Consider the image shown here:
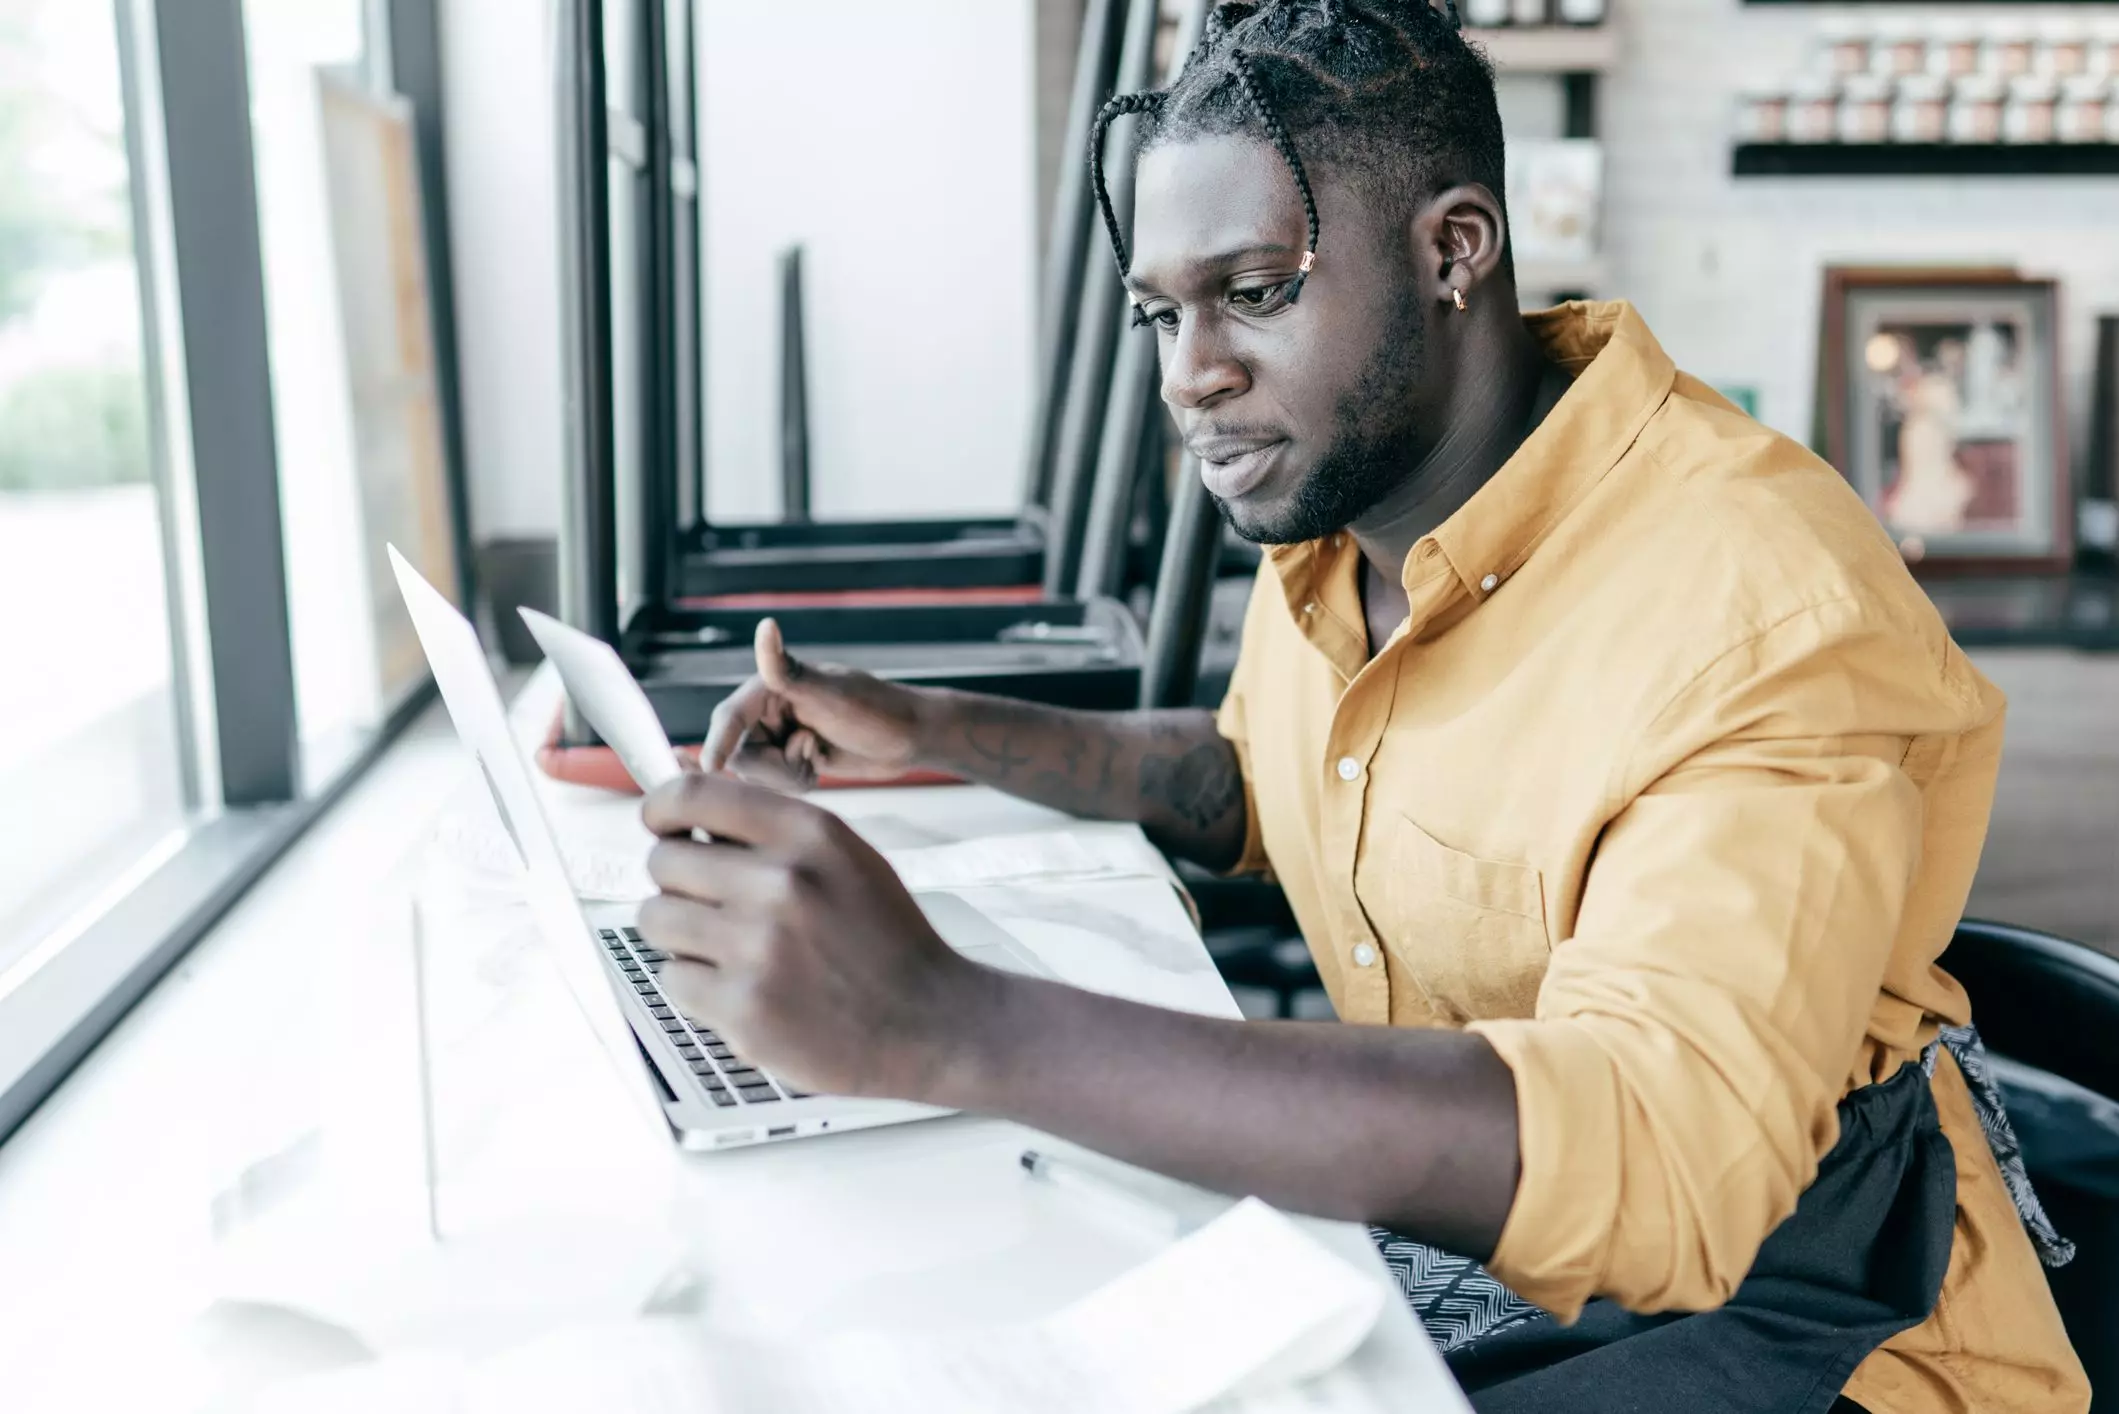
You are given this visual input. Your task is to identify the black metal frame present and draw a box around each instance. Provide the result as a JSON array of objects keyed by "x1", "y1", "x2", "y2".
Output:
[
  {"x1": 1025, "y1": 0, "x2": 1127, "y2": 513},
  {"x1": 637, "y1": 0, "x2": 684, "y2": 612},
  {"x1": 778, "y1": 245, "x2": 812, "y2": 522},
  {"x1": 1042, "y1": 0, "x2": 1163, "y2": 599},
  {"x1": 666, "y1": 0, "x2": 704, "y2": 543},
  {"x1": 556, "y1": 0, "x2": 621, "y2": 648},
  {"x1": 655, "y1": 0, "x2": 1159, "y2": 605},
  {"x1": 0, "y1": 0, "x2": 469, "y2": 1145},
  {"x1": 1734, "y1": 144, "x2": 2119, "y2": 179}
]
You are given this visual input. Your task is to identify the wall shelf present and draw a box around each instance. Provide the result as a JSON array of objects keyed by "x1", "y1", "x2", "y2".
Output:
[
  {"x1": 1470, "y1": 26, "x2": 1616, "y2": 74},
  {"x1": 1733, "y1": 143, "x2": 2119, "y2": 178},
  {"x1": 1744, "y1": 1, "x2": 2109, "y2": 5}
]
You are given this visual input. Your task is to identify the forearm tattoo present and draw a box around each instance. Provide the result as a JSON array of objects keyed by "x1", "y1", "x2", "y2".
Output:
[
  {"x1": 1138, "y1": 740, "x2": 1245, "y2": 834},
  {"x1": 924, "y1": 698, "x2": 1246, "y2": 868}
]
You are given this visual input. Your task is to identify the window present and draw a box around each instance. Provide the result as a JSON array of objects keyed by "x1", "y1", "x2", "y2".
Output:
[
  {"x1": 0, "y1": 0, "x2": 189, "y2": 971},
  {"x1": 243, "y1": 0, "x2": 423, "y2": 782},
  {"x1": 0, "y1": 0, "x2": 465, "y2": 1145}
]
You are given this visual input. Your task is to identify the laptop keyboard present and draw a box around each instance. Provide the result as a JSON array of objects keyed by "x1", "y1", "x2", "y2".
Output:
[{"x1": 597, "y1": 927, "x2": 812, "y2": 1108}]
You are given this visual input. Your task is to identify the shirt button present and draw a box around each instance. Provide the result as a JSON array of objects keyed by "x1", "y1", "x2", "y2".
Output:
[
  {"x1": 1352, "y1": 943, "x2": 1378, "y2": 967},
  {"x1": 1336, "y1": 756, "x2": 1362, "y2": 782},
  {"x1": 1480, "y1": 573, "x2": 1499, "y2": 593}
]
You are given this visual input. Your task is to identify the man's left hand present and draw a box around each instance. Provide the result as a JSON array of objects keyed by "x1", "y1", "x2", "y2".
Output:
[{"x1": 637, "y1": 772, "x2": 994, "y2": 1101}]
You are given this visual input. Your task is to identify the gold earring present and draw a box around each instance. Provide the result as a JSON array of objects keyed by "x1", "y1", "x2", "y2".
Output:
[{"x1": 1452, "y1": 287, "x2": 1468, "y2": 313}]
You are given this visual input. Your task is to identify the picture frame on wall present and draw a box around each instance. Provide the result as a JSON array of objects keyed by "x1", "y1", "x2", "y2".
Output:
[
  {"x1": 1818, "y1": 267, "x2": 2071, "y2": 574},
  {"x1": 2086, "y1": 316, "x2": 2119, "y2": 554}
]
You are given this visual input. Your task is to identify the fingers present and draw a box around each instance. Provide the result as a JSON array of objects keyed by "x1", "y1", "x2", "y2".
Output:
[
  {"x1": 725, "y1": 729, "x2": 817, "y2": 793},
  {"x1": 703, "y1": 677, "x2": 773, "y2": 774},
  {"x1": 637, "y1": 892, "x2": 725, "y2": 970},
  {"x1": 641, "y1": 769, "x2": 840, "y2": 852},
  {"x1": 754, "y1": 618, "x2": 805, "y2": 696},
  {"x1": 656, "y1": 955, "x2": 722, "y2": 1026},
  {"x1": 647, "y1": 834, "x2": 796, "y2": 908}
]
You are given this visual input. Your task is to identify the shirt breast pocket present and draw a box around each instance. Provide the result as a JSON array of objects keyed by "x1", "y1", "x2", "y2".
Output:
[{"x1": 1369, "y1": 814, "x2": 1552, "y2": 1024}]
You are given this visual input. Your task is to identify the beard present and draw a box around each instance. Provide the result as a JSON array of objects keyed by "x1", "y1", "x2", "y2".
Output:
[{"x1": 1215, "y1": 284, "x2": 1428, "y2": 546}]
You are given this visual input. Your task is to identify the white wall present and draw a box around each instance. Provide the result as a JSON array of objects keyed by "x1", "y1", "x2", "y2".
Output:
[
  {"x1": 1599, "y1": 0, "x2": 2119, "y2": 481},
  {"x1": 698, "y1": 0, "x2": 1038, "y2": 523},
  {"x1": 438, "y1": 0, "x2": 566, "y2": 541}
]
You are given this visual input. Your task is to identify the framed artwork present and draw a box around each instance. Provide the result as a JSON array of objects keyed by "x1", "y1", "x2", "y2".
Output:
[
  {"x1": 1504, "y1": 139, "x2": 1602, "y2": 266},
  {"x1": 1819, "y1": 267, "x2": 2070, "y2": 574},
  {"x1": 2085, "y1": 316, "x2": 2119, "y2": 555},
  {"x1": 319, "y1": 73, "x2": 463, "y2": 709}
]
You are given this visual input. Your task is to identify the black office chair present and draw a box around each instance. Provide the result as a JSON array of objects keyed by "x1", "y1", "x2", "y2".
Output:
[{"x1": 1940, "y1": 920, "x2": 2119, "y2": 1399}]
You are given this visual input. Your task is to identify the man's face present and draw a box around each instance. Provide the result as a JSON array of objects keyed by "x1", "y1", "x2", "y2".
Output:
[{"x1": 1128, "y1": 132, "x2": 1433, "y2": 544}]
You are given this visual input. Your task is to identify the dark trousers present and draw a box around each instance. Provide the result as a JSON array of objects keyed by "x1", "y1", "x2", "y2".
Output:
[{"x1": 1448, "y1": 1062, "x2": 1956, "y2": 1414}]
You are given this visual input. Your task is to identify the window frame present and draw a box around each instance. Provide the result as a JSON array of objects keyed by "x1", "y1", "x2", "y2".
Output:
[{"x1": 0, "y1": 0, "x2": 464, "y2": 1145}]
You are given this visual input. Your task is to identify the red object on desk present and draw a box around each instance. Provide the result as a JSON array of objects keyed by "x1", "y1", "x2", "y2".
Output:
[{"x1": 532, "y1": 707, "x2": 959, "y2": 795}]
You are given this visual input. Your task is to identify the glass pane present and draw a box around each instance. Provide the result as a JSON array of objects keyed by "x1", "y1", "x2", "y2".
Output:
[
  {"x1": 0, "y1": 0, "x2": 187, "y2": 963},
  {"x1": 606, "y1": 0, "x2": 638, "y2": 115},
  {"x1": 246, "y1": 0, "x2": 458, "y2": 782},
  {"x1": 664, "y1": 0, "x2": 691, "y2": 155}
]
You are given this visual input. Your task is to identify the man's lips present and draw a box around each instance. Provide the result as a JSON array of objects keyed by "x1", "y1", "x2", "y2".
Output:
[{"x1": 1190, "y1": 436, "x2": 1288, "y2": 500}]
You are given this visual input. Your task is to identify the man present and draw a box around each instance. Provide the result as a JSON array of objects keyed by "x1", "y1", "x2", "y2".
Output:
[{"x1": 636, "y1": 3, "x2": 2087, "y2": 1410}]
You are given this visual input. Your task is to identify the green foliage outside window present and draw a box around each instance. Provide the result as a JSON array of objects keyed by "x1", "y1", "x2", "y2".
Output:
[{"x1": 0, "y1": 365, "x2": 149, "y2": 492}]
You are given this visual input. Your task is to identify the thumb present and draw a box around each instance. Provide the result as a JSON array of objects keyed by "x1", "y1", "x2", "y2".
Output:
[{"x1": 754, "y1": 617, "x2": 806, "y2": 697}]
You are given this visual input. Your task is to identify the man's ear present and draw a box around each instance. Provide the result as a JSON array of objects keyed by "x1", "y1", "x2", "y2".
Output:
[{"x1": 1413, "y1": 184, "x2": 1507, "y2": 307}]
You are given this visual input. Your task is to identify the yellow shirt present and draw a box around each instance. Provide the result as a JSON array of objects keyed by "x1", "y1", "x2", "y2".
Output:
[{"x1": 1216, "y1": 302, "x2": 2088, "y2": 1414}]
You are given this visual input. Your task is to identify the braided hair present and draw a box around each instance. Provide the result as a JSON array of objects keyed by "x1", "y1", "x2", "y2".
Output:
[{"x1": 1090, "y1": 0, "x2": 1504, "y2": 305}]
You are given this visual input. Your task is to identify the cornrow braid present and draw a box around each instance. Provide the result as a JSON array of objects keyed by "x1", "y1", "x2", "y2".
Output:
[
  {"x1": 1088, "y1": 89, "x2": 1167, "y2": 279},
  {"x1": 1226, "y1": 46, "x2": 1319, "y2": 303},
  {"x1": 1095, "y1": 0, "x2": 1506, "y2": 304}
]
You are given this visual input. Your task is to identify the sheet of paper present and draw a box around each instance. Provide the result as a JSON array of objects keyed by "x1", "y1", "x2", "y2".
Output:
[
  {"x1": 884, "y1": 822, "x2": 1180, "y2": 894},
  {"x1": 246, "y1": 1198, "x2": 1396, "y2": 1414},
  {"x1": 434, "y1": 803, "x2": 1184, "y2": 908},
  {"x1": 519, "y1": 608, "x2": 687, "y2": 794}
]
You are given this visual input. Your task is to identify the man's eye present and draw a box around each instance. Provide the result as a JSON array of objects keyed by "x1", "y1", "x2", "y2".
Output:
[
  {"x1": 1129, "y1": 304, "x2": 1180, "y2": 333},
  {"x1": 1230, "y1": 282, "x2": 1291, "y2": 313}
]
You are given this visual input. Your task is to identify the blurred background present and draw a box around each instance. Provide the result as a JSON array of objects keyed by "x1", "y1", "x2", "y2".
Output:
[{"x1": 6, "y1": 0, "x2": 2119, "y2": 995}]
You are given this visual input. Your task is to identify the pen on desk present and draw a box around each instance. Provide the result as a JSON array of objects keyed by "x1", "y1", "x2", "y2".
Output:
[{"x1": 1020, "y1": 1149, "x2": 1197, "y2": 1242}]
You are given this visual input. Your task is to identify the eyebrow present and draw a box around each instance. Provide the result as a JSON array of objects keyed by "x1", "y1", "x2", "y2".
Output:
[{"x1": 1123, "y1": 241, "x2": 1301, "y2": 296}]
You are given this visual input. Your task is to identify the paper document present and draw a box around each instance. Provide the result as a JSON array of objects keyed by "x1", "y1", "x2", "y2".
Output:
[
  {"x1": 435, "y1": 807, "x2": 1183, "y2": 908},
  {"x1": 518, "y1": 608, "x2": 687, "y2": 793},
  {"x1": 885, "y1": 822, "x2": 1180, "y2": 894},
  {"x1": 250, "y1": 1198, "x2": 1393, "y2": 1414}
]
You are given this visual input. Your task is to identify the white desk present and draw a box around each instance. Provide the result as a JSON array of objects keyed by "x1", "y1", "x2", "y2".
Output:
[{"x1": 0, "y1": 699, "x2": 1461, "y2": 1411}]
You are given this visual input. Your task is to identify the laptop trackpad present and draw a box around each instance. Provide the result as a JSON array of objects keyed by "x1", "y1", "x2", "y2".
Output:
[{"x1": 914, "y1": 891, "x2": 1053, "y2": 980}]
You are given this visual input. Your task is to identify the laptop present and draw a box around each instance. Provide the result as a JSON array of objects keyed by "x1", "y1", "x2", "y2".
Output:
[{"x1": 387, "y1": 546, "x2": 1054, "y2": 1152}]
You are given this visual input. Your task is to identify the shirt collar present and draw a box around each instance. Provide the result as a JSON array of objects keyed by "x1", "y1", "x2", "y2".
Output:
[{"x1": 1263, "y1": 300, "x2": 1677, "y2": 607}]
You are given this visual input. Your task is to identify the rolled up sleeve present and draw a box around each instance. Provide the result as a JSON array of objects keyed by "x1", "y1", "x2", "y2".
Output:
[
  {"x1": 1214, "y1": 566, "x2": 1279, "y2": 879},
  {"x1": 1467, "y1": 604, "x2": 1967, "y2": 1320}
]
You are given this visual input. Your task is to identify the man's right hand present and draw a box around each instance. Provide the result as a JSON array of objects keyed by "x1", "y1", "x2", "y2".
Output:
[
  {"x1": 702, "y1": 619, "x2": 929, "y2": 791},
  {"x1": 700, "y1": 620, "x2": 1244, "y2": 869}
]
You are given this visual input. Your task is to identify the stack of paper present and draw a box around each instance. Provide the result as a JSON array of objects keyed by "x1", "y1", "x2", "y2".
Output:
[{"x1": 247, "y1": 1199, "x2": 1391, "y2": 1414}]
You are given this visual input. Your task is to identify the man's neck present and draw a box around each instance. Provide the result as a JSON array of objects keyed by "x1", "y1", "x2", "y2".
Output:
[{"x1": 1350, "y1": 313, "x2": 1567, "y2": 588}]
